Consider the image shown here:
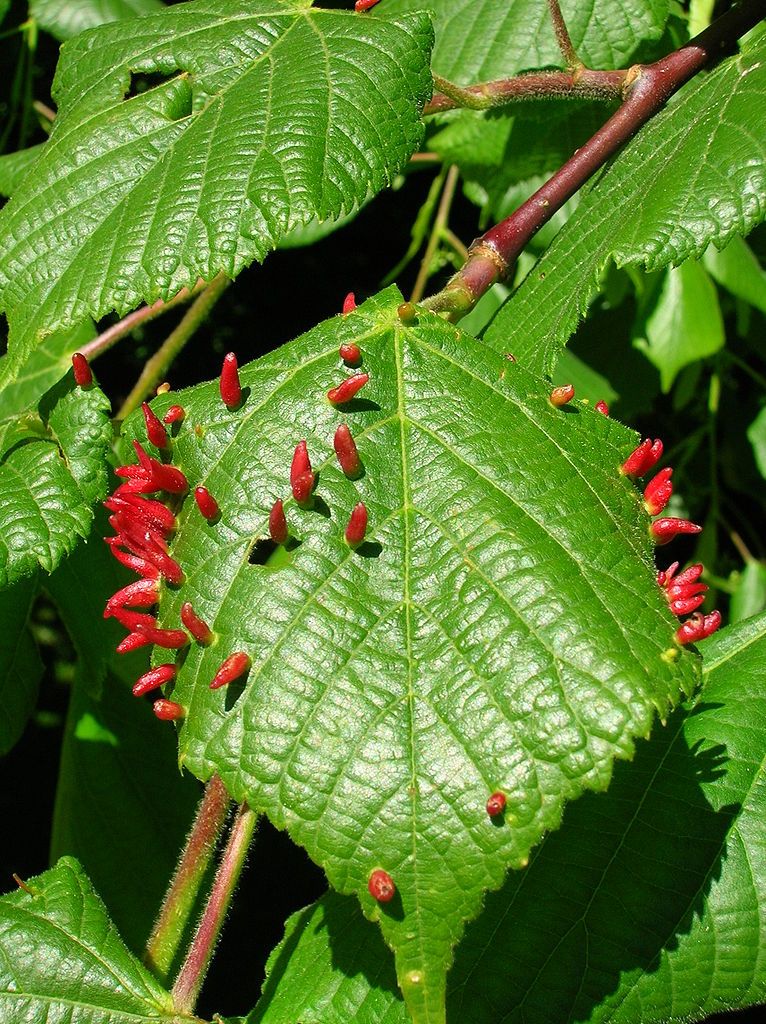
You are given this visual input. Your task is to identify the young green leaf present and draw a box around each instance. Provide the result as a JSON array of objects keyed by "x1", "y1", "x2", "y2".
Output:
[
  {"x1": 485, "y1": 35, "x2": 766, "y2": 376},
  {"x1": 30, "y1": 0, "x2": 165, "y2": 42},
  {"x1": 0, "y1": 574, "x2": 43, "y2": 755},
  {"x1": 124, "y1": 288, "x2": 697, "y2": 1023},
  {"x1": 0, "y1": 857, "x2": 177, "y2": 1023},
  {"x1": 248, "y1": 612, "x2": 766, "y2": 1024},
  {"x1": 0, "y1": 0, "x2": 433, "y2": 385}
]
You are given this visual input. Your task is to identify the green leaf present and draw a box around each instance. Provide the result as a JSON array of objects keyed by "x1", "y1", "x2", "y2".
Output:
[
  {"x1": 122, "y1": 288, "x2": 697, "y2": 1023},
  {"x1": 0, "y1": 320, "x2": 95, "y2": 419},
  {"x1": 730, "y1": 561, "x2": 766, "y2": 624},
  {"x1": 0, "y1": 371, "x2": 112, "y2": 588},
  {"x1": 249, "y1": 612, "x2": 766, "y2": 1024},
  {"x1": 704, "y1": 234, "x2": 766, "y2": 315},
  {"x1": 484, "y1": 36, "x2": 766, "y2": 376},
  {"x1": 633, "y1": 262, "x2": 724, "y2": 391},
  {"x1": 0, "y1": 574, "x2": 43, "y2": 755},
  {"x1": 0, "y1": 143, "x2": 45, "y2": 197},
  {"x1": 0, "y1": 857, "x2": 177, "y2": 1023},
  {"x1": 384, "y1": 0, "x2": 670, "y2": 78},
  {"x1": 30, "y1": 0, "x2": 165, "y2": 41},
  {"x1": 747, "y1": 405, "x2": 766, "y2": 479},
  {"x1": 0, "y1": 0, "x2": 433, "y2": 385}
]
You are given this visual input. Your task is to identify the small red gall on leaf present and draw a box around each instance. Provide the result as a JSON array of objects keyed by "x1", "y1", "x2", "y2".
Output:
[
  {"x1": 141, "y1": 403, "x2": 169, "y2": 449},
  {"x1": 328, "y1": 373, "x2": 369, "y2": 405},
  {"x1": 135, "y1": 623, "x2": 189, "y2": 649},
  {"x1": 269, "y1": 499, "x2": 289, "y2": 545},
  {"x1": 345, "y1": 502, "x2": 368, "y2": 546},
  {"x1": 111, "y1": 608, "x2": 157, "y2": 632},
  {"x1": 368, "y1": 868, "x2": 395, "y2": 902},
  {"x1": 116, "y1": 632, "x2": 152, "y2": 654},
  {"x1": 71, "y1": 352, "x2": 92, "y2": 387},
  {"x1": 486, "y1": 791, "x2": 506, "y2": 817},
  {"x1": 194, "y1": 485, "x2": 220, "y2": 522},
  {"x1": 210, "y1": 652, "x2": 251, "y2": 690},
  {"x1": 292, "y1": 470, "x2": 315, "y2": 506},
  {"x1": 291, "y1": 440, "x2": 312, "y2": 488},
  {"x1": 595, "y1": 400, "x2": 610, "y2": 416},
  {"x1": 104, "y1": 578, "x2": 158, "y2": 617},
  {"x1": 334, "y1": 423, "x2": 362, "y2": 478},
  {"x1": 397, "y1": 301, "x2": 417, "y2": 324},
  {"x1": 643, "y1": 467, "x2": 673, "y2": 516},
  {"x1": 676, "y1": 610, "x2": 721, "y2": 645},
  {"x1": 153, "y1": 699, "x2": 185, "y2": 721},
  {"x1": 650, "y1": 517, "x2": 702, "y2": 545},
  {"x1": 669, "y1": 594, "x2": 706, "y2": 616},
  {"x1": 164, "y1": 404, "x2": 186, "y2": 425},
  {"x1": 550, "y1": 384, "x2": 575, "y2": 407},
  {"x1": 342, "y1": 292, "x2": 357, "y2": 314},
  {"x1": 132, "y1": 663, "x2": 177, "y2": 697},
  {"x1": 106, "y1": 542, "x2": 161, "y2": 579},
  {"x1": 220, "y1": 352, "x2": 242, "y2": 409},
  {"x1": 339, "y1": 342, "x2": 362, "y2": 367},
  {"x1": 181, "y1": 602, "x2": 213, "y2": 644},
  {"x1": 621, "y1": 438, "x2": 663, "y2": 477}
]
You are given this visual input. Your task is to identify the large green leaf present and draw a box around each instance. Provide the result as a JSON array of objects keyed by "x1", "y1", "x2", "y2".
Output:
[
  {"x1": 30, "y1": 0, "x2": 165, "y2": 41},
  {"x1": 0, "y1": 143, "x2": 46, "y2": 197},
  {"x1": 0, "y1": 0, "x2": 433, "y2": 385},
  {"x1": 0, "y1": 320, "x2": 96, "y2": 419},
  {"x1": 247, "y1": 612, "x2": 766, "y2": 1024},
  {"x1": 120, "y1": 288, "x2": 697, "y2": 1023},
  {"x1": 383, "y1": 0, "x2": 670, "y2": 78},
  {"x1": 0, "y1": 574, "x2": 43, "y2": 755},
  {"x1": 484, "y1": 35, "x2": 766, "y2": 376},
  {"x1": 0, "y1": 370, "x2": 112, "y2": 588},
  {"x1": 0, "y1": 857, "x2": 178, "y2": 1023}
]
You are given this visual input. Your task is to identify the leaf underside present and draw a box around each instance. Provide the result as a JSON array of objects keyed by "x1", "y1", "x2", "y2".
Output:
[
  {"x1": 0, "y1": 0, "x2": 433, "y2": 385},
  {"x1": 121, "y1": 289, "x2": 698, "y2": 1023}
]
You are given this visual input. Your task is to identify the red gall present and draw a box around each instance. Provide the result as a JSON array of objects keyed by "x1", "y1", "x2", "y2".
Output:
[
  {"x1": 595, "y1": 400, "x2": 610, "y2": 416},
  {"x1": 269, "y1": 499, "x2": 289, "y2": 545},
  {"x1": 181, "y1": 602, "x2": 213, "y2": 644},
  {"x1": 333, "y1": 423, "x2": 362, "y2": 478},
  {"x1": 486, "y1": 791, "x2": 506, "y2": 817},
  {"x1": 342, "y1": 292, "x2": 357, "y2": 314},
  {"x1": 669, "y1": 594, "x2": 706, "y2": 616},
  {"x1": 327, "y1": 373, "x2": 369, "y2": 405},
  {"x1": 650, "y1": 518, "x2": 702, "y2": 545},
  {"x1": 550, "y1": 384, "x2": 575, "y2": 407},
  {"x1": 339, "y1": 342, "x2": 362, "y2": 366},
  {"x1": 290, "y1": 440, "x2": 312, "y2": 489},
  {"x1": 210, "y1": 652, "x2": 251, "y2": 690},
  {"x1": 132, "y1": 663, "x2": 177, "y2": 697},
  {"x1": 292, "y1": 470, "x2": 315, "y2": 506},
  {"x1": 345, "y1": 502, "x2": 368, "y2": 546},
  {"x1": 135, "y1": 623, "x2": 189, "y2": 648},
  {"x1": 676, "y1": 610, "x2": 721, "y2": 645},
  {"x1": 368, "y1": 868, "x2": 395, "y2": 902},
  {"x1": 163, "y1": 405, "x2": 185, "y2": 424},
  {"x1": 116, "y1": 632, "x2": 151, "y2": 654},
  {"x1": 643, "y1": 467, "x2": 673, "y2": 516},
  {"x1": 194, "y1": 486, "x2": 220, "y2": 522},
  {"x1": 111, "y1": 608, "x2": 157, "y2": 632},
  {"x1": 621, "y1": 438, "x2": 663, "y2": 477},
  {"x1": 141, "y1": 403, "x2": 169, "y2": 449},
  {"x1": 105, "y1": 541, "x2": 161, "y2": 579},
  {"x1": 104, "y1": 578, "x2": 158, "y2": 617},
  {"x1": 220, "y1": 352, "x2": 242, "y2": 409},
  {"x1": 71, "y1": 352, "x2": 92, "y2": 387},
  {"x1": 104, "y1": 494, "x2": 176, "y2": 535},
  {"x1": 153, "y1": 699, "x2": 185, "y2": 721}
]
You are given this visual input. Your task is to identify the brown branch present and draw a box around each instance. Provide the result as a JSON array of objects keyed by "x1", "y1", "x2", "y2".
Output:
[
  {"x1": 423, "y1": 0, "x2": 764, "y2": 318},
  {"x1": 425, "y1": 68, "x2": 627, "y2": 114}
]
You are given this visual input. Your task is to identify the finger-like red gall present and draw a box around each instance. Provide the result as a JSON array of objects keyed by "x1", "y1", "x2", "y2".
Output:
[
  {"x1": 104, "y1": 494, "x2": 176, "y2": 535},
  {"x1": 339, "y1": 342, "x2": 362, "y2": 367},
  {"x1": 621, "y1": 438, "x2": 663, "y2": 477},
  {"x1": 71, "y1": 352, "x2": 92, "y2": 387},
  {"x1": 194, "y1": 486, "x2": 220, "y2": 522},
  {"x1": 105, "y1": 541, "x2": 161, "y2": 579},
  {"x1": 181, "y1": 602, "x2": 213, "y2": 644},
  {"x1": 116, "y1": 631, "x2": 152, "y2": 654},
  {"x1": 104, "y1": 578, "x2": 159, "y2": 617},
  {"x1": 368, "y1": 869, "x2": 395, "y2": 902},
  {"x1": 290, "y1": 441, "x2": 312, "y2": 487},
  {"x1": 153, "y1": 699, "x2": 185, "y2": 721},
  {"x1": 657, "y1": 561, "x2": 680, "y2": 588},
  {"x1": 112, "y1": 608, "x2": 157, "y2": 631},
  {"x1": 133, "y1": 663, "x2": 177, "y2": 697},
  {"x1": 650, "y1": 517, "x2": 702, "y2": 545},
  {"x1": 345, "y1": 502, "x2": 368, "y2": 547},
  {"x1": 292, "y1": 470, "x2": 315, "y2": 506},
  {"x1": 665, "y1": 563, "x2": 704, "y2": 592},
  {"x1": 327, "y1": 373, "x2": 369, "y2": 406},
  {"x1": 595, "y1": 400, "x2": 610, "y2": 416},
  {"x1": 135, "y1": 623, "x2": 189, "y2": 648},
  {"x1": 141, "y1": 402, "x2": 168, "y2": 449},
  {"x1": 140, "y1": 547, "x2": 185, "y2": 585},
  {"x1": 676, "y1": 610, "x2": 721, "y2": 645},
  {"x1": 342, "y1": 292, "x2": 357, "y2": 314},
  {"x1": 550, "y1": 384, "x2": 575, "y2": 407},
  {"x1": 643, "y1": 467, "x2": 673, "y2": 516},
  {"x1": 220, "y1": 352, "x2": 242, "y2": 409},
  {"x1": 333, "y1": 423, "x2": 362, "y2": 478},
  {"x1": 669, "y1": 594, "x2": 707, "y2": 616},
  {"x1": 667, "y1": 581, "x2": 707, "y2": 604},
  {"x1": 397, "y1": 301, "x2": 417, "y2": 324},
  {"x1": 210, "y1": 652, "x2": 251, "y2": 690},
  {"x1": 269, "y1": 499, "x2": 289, "y2": 545},
  {"x1": 486, "y1": 791, "x2": 506, "y2": 817},
  {"x1": 164, "y1": 405, "x2": 185, "y2": 424}
]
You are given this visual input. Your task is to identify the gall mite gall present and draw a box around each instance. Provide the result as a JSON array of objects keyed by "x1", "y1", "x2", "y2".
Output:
[
  {"x1": 550, "y1": 384, "x2": 575, "y2": 407},
  {"x1": 486, "y1": 791, "x2": 506, "y2": 817},
  {"x1": 72, "y1": 352, "x2": 93, "y2": 387},
  {"x1": 153, "y1": 699, "x2": 185, "y2": 721},
  {"x1": 210, "y1": 652, "x2": 251, "y2": 690},
  {"x1": 220, "y1": 352, "x2": 242, "y2": 409},
  {"x1": 133, "y1": 664, "x2": 177, "y2": 697},
  {"x1": 345, "y1": 502, "x2": 368, "y2": 546},
  {"x1": 334, "y1": 423, "x2": 362, "y2": 478},
  {"x1": 327, "y1": 373, "x2": 369, "y2": 405},
  {"x1": 141, "y1": 402, "x2": 169, "y2": 449},
  {"x1": 181, "y1": 602, "x2": 213, "y2": 644},
  {"x1": 194, "y1": 486, "x2": 220, "y2": 521},
  {"x1": 368, "y1": 868, "x2": 395, "y2": 902},
  {"x1": 342, "y1": 292, "x2": 357, "y2": 314},
  {"x1": 269, "y1": 499, "x2": 289, "y2": 545}
]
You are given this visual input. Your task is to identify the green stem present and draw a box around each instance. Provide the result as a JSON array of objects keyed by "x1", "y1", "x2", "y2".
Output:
[
  {"x1": 426, "y1": 67, "x2": 626, "y2": 114},
  {"x1": 144, "y1": 775, "x2": 231, "y2": 984},
  {"x1": 410, "y1": 165, "x2": 460, "y2": 303},
  {"x1": 547, "y1": 0, "x2": 581, "y2": 69},
  {"x1": 117, "y1": 272, "x2": 229, "y2": 419},
  {"x1": 171, "y1": 802, "x2": 258, "y2": 1015}
]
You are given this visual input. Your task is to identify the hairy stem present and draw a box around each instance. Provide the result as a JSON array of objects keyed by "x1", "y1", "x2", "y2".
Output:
[
  {"x1": 143, "y1": 775, "x2": 231, "y2": 984},
  {"x1": 426, "y1": 67, "x2": 626, "y2": 114},
  {"x1": 171, "y1": 801, "x2": 258, "y2": 1015},
  {"x1": 423, "y1": 0, "x2": 764, "y2": 318},
  {"x1": 547, "y1": 0, "x2": 580, "y2": 68},
  {"x1": 410, "y1": 165, "x2": 461, "y2": 303},
  {"x1": 117, "y1": 272, "x2": 229, "y2": 418}
]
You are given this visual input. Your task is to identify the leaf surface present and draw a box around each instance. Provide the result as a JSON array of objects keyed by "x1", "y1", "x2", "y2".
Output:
[
  {"x1": 30, "y1": 0, "x2": 165, "y2": 41},
  {"x1": 484, "y1": 36, "x2": 766, "y2": 375},
  {"x1": 0, "y1": 574, "x2": 42, "y2": 755},
  {"x1": 0, "y1": 143, "x2": 45, "y2": 197},
  {"x1": 121, "y1": 288, "x2": 697, "y2": 1023},
  {"x1": 0, "y1": 0, "x2": 433, "y2": 384},
  {"x1": 0, "y1": 857, "x2": 178, "y2": 1023},
  {"x1": 247, "y1": 612, "x2": 766, "y2": 1024}
]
